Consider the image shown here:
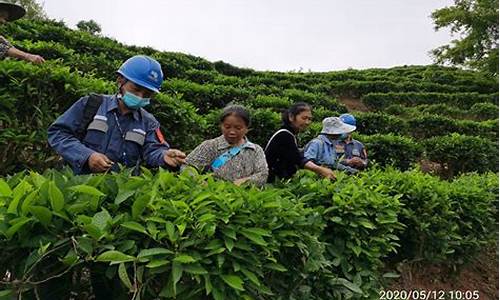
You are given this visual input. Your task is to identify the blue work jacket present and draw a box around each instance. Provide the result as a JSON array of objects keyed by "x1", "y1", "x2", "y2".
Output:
[{"x1": 48, "y1": 95, "x2": 169, "y2": 174}]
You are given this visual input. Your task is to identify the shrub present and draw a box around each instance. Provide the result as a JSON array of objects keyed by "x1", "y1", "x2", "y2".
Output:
[
  {"x1": 362, "y1": 92, "x2": 496, "y2": 109},
  {"x1": 355, "y1": 112, "x2": 409, "y2": 136},
  {"x1": 422, "y1": 133, "x2": 499, "y2": 177},
  {"x1": 469, "y1": 102, "x2": 500, "y2": 121},
  {"x1": 0, "y1": 169, "x2": 327, "y2": 299},
  {"x1": 360, "y1": 134, "x2": 422, "y2": 170}
]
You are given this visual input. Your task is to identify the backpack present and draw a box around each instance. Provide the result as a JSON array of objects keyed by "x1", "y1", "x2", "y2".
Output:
[{"x1": 75, "y1": 93, "x2": 103, "y2": 141}]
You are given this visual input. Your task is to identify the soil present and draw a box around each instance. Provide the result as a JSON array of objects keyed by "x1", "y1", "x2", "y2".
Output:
[
  {"x1": 386, "y1": 245, "x2": 499, "y2": 300},
  {"x1": 338, "y1": 96, "x2": 371, "y2": 112}
]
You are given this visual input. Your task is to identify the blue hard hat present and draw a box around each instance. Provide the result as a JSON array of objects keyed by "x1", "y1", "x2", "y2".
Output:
[
  {"x1": 117, "y1": 55, "x2": 163, "y2": 93},
  {"x1": 339, "y1": 113, "x2": 356, "y2": 126}
]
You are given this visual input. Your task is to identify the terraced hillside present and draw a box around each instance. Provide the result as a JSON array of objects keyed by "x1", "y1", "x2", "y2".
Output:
[{"x1": 0, "y1": 19, "x2": 497, "y2": 299}]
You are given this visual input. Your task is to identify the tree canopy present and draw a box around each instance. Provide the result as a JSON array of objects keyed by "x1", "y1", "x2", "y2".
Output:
[
  {"x1": 432, "y1": 0, "x2": 499, "y2": 75},
  {"x1": 76, "y1": 19, "x2": 102, "y2": 35}
]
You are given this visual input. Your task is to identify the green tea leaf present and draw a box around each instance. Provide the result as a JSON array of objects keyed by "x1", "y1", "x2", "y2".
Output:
[
  {"x1": 138, "y1": 248, "x2": 173, "y2": 258},
  {"x1": 5, "y1": 217, "x2": 32, "y2": 239},
  {"x1": 29, "y1": 206, "x2": 52, "y2": 226},
  {"x1": 77, "y1": 237, "x2": 93, "y2": 255},
  {"x1": 165, "y1": 221, "x2": 177, "y2": 242},
  {"x1": 171, "y1": 262, "x2": 183, "y2": 295},
  {"x1": 20, "y1": 191, "x2": 37, "y2": 216},
  {"x1": 121, "y1": 221, "x2": 147, "y2": 234},
  {"x1": 0, "y1": 180, "x2": 12, "y2": 197},
  {"x1": 240, "y1": 230, "x2": 267, "y2": 246},
  {"x1": 240, "y1": 268, "x2": 260, "y2": 287},
  {"x1": 242, "y1": 227, "x2": 271, "y2": 237},
  {"x1": 48, "y1": 181, "x2": 64, "y2": 212},
  {"x1": 118, "y1": 263, "x2": 133, "y2": 290},
  {"x1": 70, "y1": 185, "x2": 105, "y2": 197},
  {"x1": 132, "y1": 194, "x2": 149, "y2": 219},
  {"x1": 183, "y1": 263, "x2": 208, "y2": 275},
  {"x1": 146, "y1": 260, "x2": 170, "y2": 268},
  {"x1": 96, "y1": 250, "x2": 135, "y2": 264},
  {"x1": 220, "y1": 274, "x2": 245, "y2": 291},
  {"x1": 173, "y1": 254, "x2": 196, "y2": 263},
  {"x1": 224, "y1": 238, "x2": 234, "y2": 251},
  {"x1": 115, "y1": 190, "x2": 135, "y2": 205},
  {"x1": 83, "y1": 224, "x2": 103, "y2": 240},
  {"x1": 330, "y1": 278, "x2": 363, "y2": 294},
  {"x1": 264, "y1": 263, "x2": 287, "y2": 272},
  {"x1": 92, "y1": 210, "x2": 112, "y2": 231}
]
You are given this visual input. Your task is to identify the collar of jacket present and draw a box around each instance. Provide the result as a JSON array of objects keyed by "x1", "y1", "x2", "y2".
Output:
[
  {"x1": 215, "y1": 135, "x2": 256, "y2": 151},
  {"x1": 108, "y1": 95, "x2": 141, "y2": 121},
  {"x1": 281, "y1": 124, "x2": 298, "y2": 135},
  {"x1": 318, "y1": 134, "x2": 334, "y2": 145}
]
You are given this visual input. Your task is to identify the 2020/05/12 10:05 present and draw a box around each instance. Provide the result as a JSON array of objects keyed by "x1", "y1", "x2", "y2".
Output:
[{"x1": 379, "y1": 290, "x2": 480, "y2": 300}]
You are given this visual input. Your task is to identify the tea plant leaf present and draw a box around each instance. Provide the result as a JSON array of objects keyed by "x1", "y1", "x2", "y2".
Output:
[
  {"x1": 146, "y1": 260, "x2": 170, "y2": 268},
  {"x1": 69, "y1": 185, "x2": 105, "y2": 197},
  {"x1": 96, "y1": 250, "x2": 135, "y2": 264},
  {"x1": 240, "y1": 230, "x2": 267, "y2": 246},
  {"x1": 220, "y1": 274, "x2": 245, "y2": 291},
  {"x1": 183, "y1": 263, "x2": 208, "y2": 275},
  {"x1": 0, "y1": 179, "x2": 12, "y2": 197},
  {"x1": 5, "y1": 217, "x2": 32, "y2": 239},
  {"x1": 121, "y1": 221, "x2": 147, "y2": 234},
  {"x1": 138, "y1": 248, "x2": 173, "y2": 258},
  {"x1": 29, "y1": 206, "x2": 52, "y2": 226},
  {"x1": 115, "y1": 189, "x2": 135, "y2": 205},
  {"x1": 118, "y1": 263, "x2": 133, "y2": 290},
  {"x1": 48, "y1": 181, "x2": 64, "y2": 212},
  {"x1": 173, "y1": 254, "x2": 196, "y2": 263}
]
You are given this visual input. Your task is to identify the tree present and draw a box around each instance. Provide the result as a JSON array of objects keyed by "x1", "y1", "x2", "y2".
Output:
[
  {"x1": 76, "y1": 19, "x2": 102, "y2": 35},
  {"x1": 431, "y1": 0, "x2": 499, "y2": 75},
  {"x1": 7, "y1": 0, "x2": 46, "y2": 20}
]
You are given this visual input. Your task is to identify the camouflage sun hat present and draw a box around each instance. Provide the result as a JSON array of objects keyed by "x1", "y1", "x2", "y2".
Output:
[{"x1": 0, "y1": 1, "x2": 26, "y2": 21}]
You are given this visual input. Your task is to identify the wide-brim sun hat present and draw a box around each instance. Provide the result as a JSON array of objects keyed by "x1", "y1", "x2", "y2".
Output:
[
  {"x1": 0, "y1": 1, "x2": 26, "y2": 22},
  {"x1": 321, "y1": 117, "x2": 356, "y2": 135}
]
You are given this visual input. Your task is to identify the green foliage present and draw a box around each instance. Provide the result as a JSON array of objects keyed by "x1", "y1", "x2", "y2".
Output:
[
  {"x1": 0, "y1": 169, "x2": 327, "y2": 299},
  {"x1": 76, "y1": 19, "x2": 102, "y2": 35},
  {"x1": 408, "y1": 115, "x2": 498, "y2": 139},
  {"x1": 364, "y1": 168, "x2": 498, "y2": 263},
  {"x1": 0, "y1": 165, "x2": 497, "y2": 299},
  {"x1": 362, "y1": 92, "x2": 497, "y2": 109},
  {"x1": 423, "y1": 133, "x2": 499, "y2": 177},
  {"x1": 431, "y1": 0, "x2": 499, "y2": 75},
  {"x1": 355, "y1": 112, "x2": 409, "y2": 136},
  {"x1": 0, "y1": 60, "x2": 113, "y2": 174},
  {"x1": 360, "y1": 134, "x2": 423, "y2": 170},
  {"x1": 469, "y1": 102, "x2": 500, "y2": 120},
  {"x1": 283, "y1": 171, "x2": 404, "y2": 298},
  {"x1": 384, "y1": 102, "x2": 499, "y2": 121}
]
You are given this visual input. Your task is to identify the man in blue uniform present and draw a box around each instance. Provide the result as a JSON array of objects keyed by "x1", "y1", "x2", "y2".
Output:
[
  {"x1": 335, "y1": 113, "x2": 368, "y2": 170},
  {"x1": 48, "y1": 55, "x2": 186, "y2": 174}
]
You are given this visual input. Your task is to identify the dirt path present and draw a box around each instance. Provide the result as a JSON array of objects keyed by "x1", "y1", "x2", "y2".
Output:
[
  {"x1": 338, "y1": 96, "x2": 370, "y2": 112},
  {"x1": 386, "y1": 245, "x2": 499, "y2": 300}
]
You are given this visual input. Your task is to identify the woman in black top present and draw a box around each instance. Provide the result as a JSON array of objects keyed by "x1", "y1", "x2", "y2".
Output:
[{"x1": 265, "y1": 102, "x2": 335, "y2": 182}]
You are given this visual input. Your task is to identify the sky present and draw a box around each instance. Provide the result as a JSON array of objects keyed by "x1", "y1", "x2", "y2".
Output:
[{"x1": 41, "y1": 0, "x2": 455, "y2": 72}]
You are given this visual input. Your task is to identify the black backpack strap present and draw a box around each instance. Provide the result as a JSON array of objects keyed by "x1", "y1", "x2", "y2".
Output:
[{"x1": 75, "y1": 93, "x2": 103, "y2": 141}]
